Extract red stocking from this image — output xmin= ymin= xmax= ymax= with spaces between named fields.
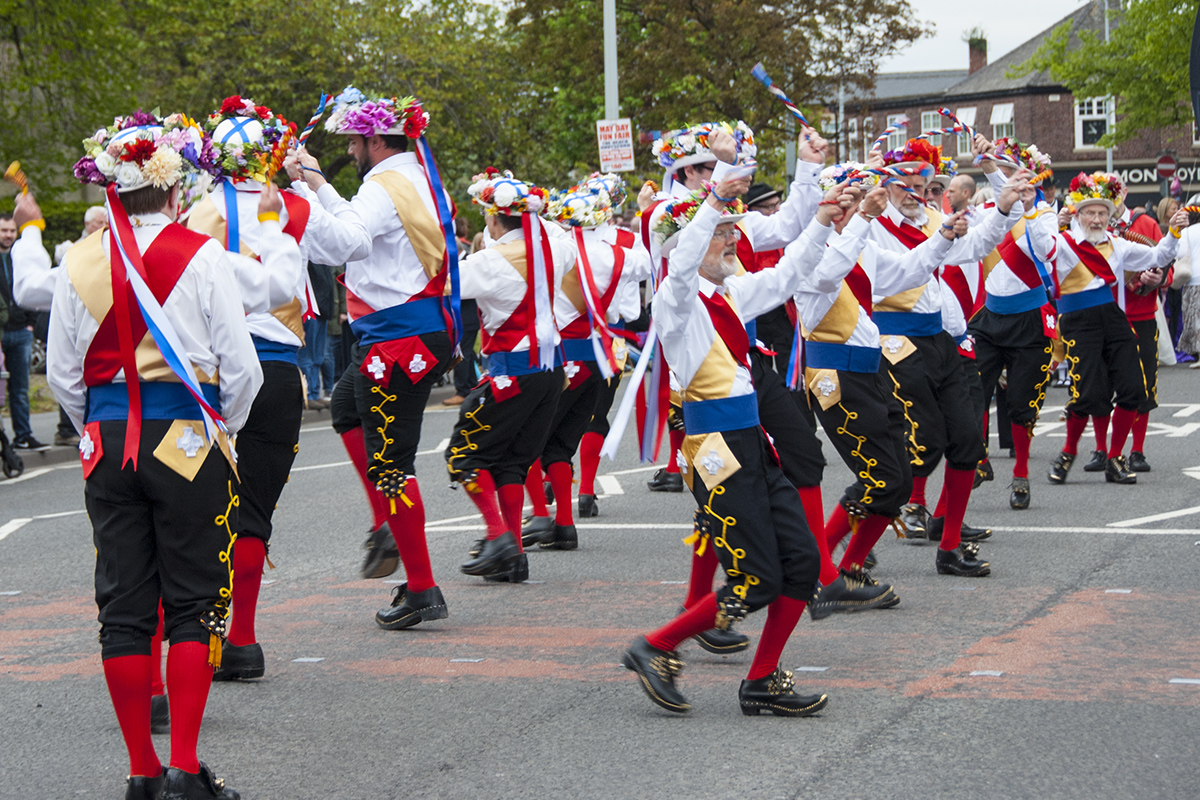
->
xmin=1132 ymin=412 xmax=1150 ymax=453
xmin=103 ymin=654 xmax=162 ymax=777
xmin=578 ymin=431 xmax=604 ymax=496
xmin=1063 ymin=412 xmax=1088 ymax=456
xmin=824 ymin=505 xmax=852 ymax=552
xmin=150 ymin=604 xmax=165 ymax=698
xmin=497 ymin=483 xmax=526 ymax=552
xmin=684 ymin=543 xmax=720 ymax=608
xmin=546 ymin=461 xmax=575 ymax=525
xmin=1092 ymin=414 xmax=1111 ymax=456
xmin=226 ymin=537 xmax=265 ymax=646
xmin=465 ymin=469 xmax=506 ymax=539
xmin=1012 ymin=422 xmax=1031 ymax=479
xmin=525 ymin=460 xmax=549 ymax=518
xmin=909 ymin=475 xmax=928 ymax=507
xmin=665 ymin=428 xmax=685 ymax=474
xmin=932 ymin=474 xmax=949 ymax=519
xmin=798 ymin=487 xmax=836 ymax=586
xmin=166 ymin=641 xmax=213 ymax=774
xmin=937 ymin=467 xmax=975 ymax=551
xmin=746 ymin=596 xmax=807 ymax=680
xmin=341 ymin=427 xmax=389 ymax=529
xmin=1108 ymin=406 xmax=1136 ymax=458
xmin=388 ymin=478 xmax=435 ymax=593
xmin=647 ymin=592 xmax=718 ymax=651
xmin=840 ymin=514 xmax=891 ymax=570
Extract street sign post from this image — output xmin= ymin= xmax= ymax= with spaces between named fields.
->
xmin=1157 ymin=155 xmax=1178 ymax=180
xmin=596 ymin=119 xmax=635 ymax=172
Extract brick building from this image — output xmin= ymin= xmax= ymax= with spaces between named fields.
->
xmin=837 ymin=3 xmax=1197 ymax=208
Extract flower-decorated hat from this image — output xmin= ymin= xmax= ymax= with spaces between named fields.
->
xmin=818 ymin=162 xmax=881 ymax=193
xmin=879 ymin=138 xmax=939 ymax=179
xmin=653 ymin=185 xmax=747 ymax=253
xmin=652 ymin=121 xmax=756 ymax=175
xmin=581 ymin=172 xmax=628 ymax=210
xmin=323 ymin=86 xmax=429 ymax=139
xmin=930 ymin=156 xmax=958 ymax=188
xmin=544 ymin=184 xmax=615 ymax=229
xmin=468 ymin=167 xmax=547 ymax=216
xmin=1068 ymin=171 xmax=1123 ymax=215
xmin=205 ymin=96 xmax=296 ymax=183
xmin=993 ymin=138 xmax=1052 ymax=173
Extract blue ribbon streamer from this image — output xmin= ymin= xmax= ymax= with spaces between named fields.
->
xmin=223 ymin=180 xmax=240 ymax=255
xmin=785 ymin=319 xmax=802 ymax=390
xmin=1024 ymin=193 xmax=1055 ymax=294
xmin=414 ymin=135 xmax=462 ymax=351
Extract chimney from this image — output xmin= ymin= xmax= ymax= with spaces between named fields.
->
xmin=968 ymin=37 xmax=987 ymax=74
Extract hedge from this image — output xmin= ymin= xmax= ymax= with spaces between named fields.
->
xmin=0 ymin=197 xmax=98 ymax=257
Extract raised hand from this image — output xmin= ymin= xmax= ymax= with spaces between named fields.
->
xmin=258 ymin=182 xmax=283 ymax=218
xmin=858 ymin=187 xmax=888 ymax=218
xmin=799 ymin=126 xmax=829 ymax=164
xmin=12 ymin=191 xmax=43 ymax=230
xmin=939 ymin=209 xmax=969 ymax=240
xmin=709 ymin=129 xmax=738 ymax=165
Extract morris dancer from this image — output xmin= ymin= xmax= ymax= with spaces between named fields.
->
xmin=29 ymin=113 xmax=258 ymax=800
xmin=286 ymin=87 xmax=455 ymax=630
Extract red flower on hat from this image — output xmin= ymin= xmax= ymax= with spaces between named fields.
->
xmin=120 ymin=138 xmax=157 ymax=165
xmin=485 ymin=166 xmax=500 ymax=177
xmin=254 ymin=105 xmax=272 ymax=120
xmin=905 ymin=138 xmax=941 ymax=167
xmin=220 ymin=96 xmax=245 ymax=115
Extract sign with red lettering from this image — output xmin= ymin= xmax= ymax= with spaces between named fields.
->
xmin=596 ymin=118 xmax=635 ymax=172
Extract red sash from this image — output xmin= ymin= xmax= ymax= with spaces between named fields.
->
xmin=614 ymin=228 xmax=636 ymax=250
xmin=845 ymin=264 xmax=873 ymax=317
xmin=995 ymin=230 xmax=1045 ymax=290
xmin=877 ymin=216 xmax=929 ymax=250
xmin=699 ymin=291 xmax=750 ymax=367
xmin=281 ymin=191 xmax=310 ymax=242
xmin=939 ymin=265 xmax=977 ymax=319
xmin=1062 ymin=233 xmax=1118 ymax=285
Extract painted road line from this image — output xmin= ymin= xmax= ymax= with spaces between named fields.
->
xmin=597 ymin=475 xmax=624 ymax=495
xmin=1169 ymin=678 xmax=1200 ymax=685
xmin=992 ymin=525 xmax=1200 ymax=535
xmin=1105 ymin=589 xmax=1133 ymax=594
xmin=34 ymin=510 xmax=87 ymax=520
xmin=1109 ymin=505 xmax=1200 ymax=527
xmin=795 ymin=667 xmax=829 ymax=672
xmin=1173 ymin=404 xmax=1200 ymax=418
xmin=605 ymin=464 xmax=664 ymax=476
xmin=292 ymin=657 xmax=325 ymax=663
xmin=0 ymin=518 xmax=33 ymax=541
xmin=0 ymin=468 xmax=53 ymax=487
xmin=291 ymin=460 xmax=351 ymax=473
xmin=970 ymin=670 xmax=1004 ymax=677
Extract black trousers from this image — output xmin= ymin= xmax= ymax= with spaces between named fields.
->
xmin=1061 ymin=303 xmax=1146 ymax=417
xmin=812 ymin=370 xmax=913 ymax=518
xmin=87 ymin=420 xmax=239 ymax=660
xmin=541 ymin=364 xmax=601 ymax=465
xmin=586 ymin=373 xmax=622 ymax=437
xmin=883 ymin=332 xmax=987 ymax=474
xmin=751 ymin=349 xmax=825 ymax=489
xmin=453 ymin=300 xmax=481 ymax=397
xmin=445 ymin=367 xmax=563 ymax=486
xmin=1132 ymin=317 xmax=1159 ymax=413
xmin=755 ymin=306 xmax=795 ymax=376
xmin=689 ymin=426 xmax=820 ymax=612
xmin=971 ymin=306 xmax=1054 ymax=429
xmin=331 ymin=331 xmax=452 ymax=481
xmin=236 ymin=361 xmax=304 ymax=543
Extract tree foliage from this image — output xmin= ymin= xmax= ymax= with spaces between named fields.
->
xmin=1014 ymin=0 xmax=1194 ymax=147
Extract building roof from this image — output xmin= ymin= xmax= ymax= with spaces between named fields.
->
xmin=868 ymin=70 xmax=969 ymax=102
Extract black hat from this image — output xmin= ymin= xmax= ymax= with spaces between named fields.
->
xmin=743 ymin=182 xmax=781 ymax=209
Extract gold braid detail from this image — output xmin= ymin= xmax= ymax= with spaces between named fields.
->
xmin=703 ymin=485 xmax=760 ymax=602
xmin=835 ymin=402 xmax=884 ymax=507
xmin=206 ymin=479 xmax=239 ymax=669
xmin=889 ymin=371 xmax=925 ymax=467
xmin=1062 ymin=335 xmax=1081 ymax=407
xmin=369 ymin=385 xmax=398 ymax=467
xmin=447 ymin=399 xmax=492 ymax=482
xmin=1025 ymin=342 xmax=1055 ymax=437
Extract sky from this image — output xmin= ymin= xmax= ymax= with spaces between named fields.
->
xmin=879 ymin=0 xmax=1095 ymax=73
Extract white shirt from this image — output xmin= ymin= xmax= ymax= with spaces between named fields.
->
xmin=558 ymin=223 xmax=653 ymax=331
xmin=298 ymin=152 xmax=450 ymax=318
xmin=1026 ymin=218 xmax=1180 ymax=292
xmin=12 ymin=226 xmax=56 ymax=311
xmin=46 ymin=213 xmax=263 ymax=435
xmin=459 ymin=227 xmax=575 ymax=352
xmin=653 ymin=201 xmax=832 ymax=397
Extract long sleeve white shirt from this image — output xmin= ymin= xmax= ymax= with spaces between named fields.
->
xmin=11 ymin=226 xmax=56 ymax=311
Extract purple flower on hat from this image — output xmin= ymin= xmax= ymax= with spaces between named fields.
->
xmin=73 ymin=157 xmax=105 ymax=185
xmin=124 ymin=110 xmax=159 ymax=128
xmin=342 ymin=101 xmax=398 ymax=136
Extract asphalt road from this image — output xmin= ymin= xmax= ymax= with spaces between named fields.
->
xmin=3 ymin=366 xmax=1200 ymax=799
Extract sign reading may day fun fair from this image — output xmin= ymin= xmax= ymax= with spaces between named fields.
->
xmin=596 ymin=119 xmax=635 ymax=172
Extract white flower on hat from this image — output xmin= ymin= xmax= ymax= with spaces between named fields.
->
xmin=114 ymin=162 xmax=143 ymax=188
xmin=493 ymin=182 xmax=518 ymax=208
xmin=677 ymin=134 xmax=696 ymax=151
xmin=94 ymin=152 xmax=117 ymax=177
xmin=93 ymin=128 xmax=108 ymax=145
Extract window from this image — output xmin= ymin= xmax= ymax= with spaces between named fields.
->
xmin=920 ymin=111 xmax=942 ymax=147
xmin=1193 ymin=120 xmax=1200 ymax=146
xmin=990 ymin=103 xmax=1014 ymax=140
xmin=886 ymin=114 xmax=907 ymax=151
xmin=956 ymin=107 xmax=977 ymax=156
xmin=848 ymin=118 xmax=859 ymax=162
xmin=1076 ymin=97 xmax=1110 ymax=148
xmin=863 ymin=117 xmax=874 ymax=157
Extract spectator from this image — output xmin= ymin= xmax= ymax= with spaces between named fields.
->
xmin=53 ymin=206 xmax=106 ymax=264
xmin=1157 ymin=197 xmax=1180 ymax=239
xmin=444 ymin=217 xmax=480 ymax=406
xmin=1176 ymin=224 xmax=1200 ymax=366
xmin=298 ymin=261 xmax=335 ymax=409
xmin=0 ymin=213 xmax=48 ymax=450
xmin=328 ymin=264 xmax=352 ymax=382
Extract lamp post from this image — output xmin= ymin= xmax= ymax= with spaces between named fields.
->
xmin=604 ymin=0 xmax=618 ymax=119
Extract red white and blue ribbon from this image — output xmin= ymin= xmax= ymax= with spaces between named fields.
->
xmin=412 ymin=135 xmax=463 ymax=352
xmin=105 ymin=184 xmax=227 ymax=467
xmin=937 ymin=108 xmax=974 ymax=139
xmin=871 ymin=117 xmax=909 ymax=153
xmin=297 ymin=93 xmax=329 ymax=149
xmin=600 ymin=323 xmax=658 ymax=462
xmin=523 ymin=212 xmax=557 ymax=370
xmin=751 ymin=62 xmax=811 ymax=129
xmin=785 ymin=319 xmax=803 ymax=390
xmin=573 ymin=228 xmax=621 ymax=379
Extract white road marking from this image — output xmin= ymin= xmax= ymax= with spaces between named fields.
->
xmin=794 ymin=666 xmax=829 ymax=672
xmin=0 ymin=468 xmax=53 ymax=487
xmin=292 ymin=657 xmax=325 ymax=663
xmin=597 ymin=475 xmax=624 ymax=495
xmin=1168 ymin=678 xmax=1200 ymax=685
xmin=1172 ymin=404 xmax=1200 ymax=418
xmin=605 ymin=464 xmax=664 ymax=476
xmin=291 ymin=460 xmax=351 ymax=473
xmin=34 ymin=510 xmax=87 ymax=519
xmin=0 ymin=518 xmax=33 ymax=541
xmin=1105 ymin=589 xmax=1133 ymax=594
xmin=970 ymin=670 xmax=1004 ymax=677
xmin=1109 ymin=506 xmax=1200 ymax=527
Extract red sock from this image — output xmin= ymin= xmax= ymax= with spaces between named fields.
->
xmin=103 ymin=655 xmax=162 ymax=777
xmin=166 ymin=641 xmax=213 ymax=774
xmin=1010 ymin=422 xmax=1031 ymax=478
xmin=497 ymin=483 xmax=526 ymax=552
xmin=1109 ymin=407 xmax=1137 ymax=458
xmin=798 ymin=487 xmax=837 ymax=585
xmin=746 ymin=595 xmax=807 ymax=680
xmin=646 ymin=592 xmax=718 ymax=651
xmin=665 ymin=428 xmax=685 ymax=474
xmin=465 ymin=469 xmax=507 ymax=539
xmin=525 ymin=460 xmax=549 ymax=518
xmin=342 ymin=427 xmax=389 ymax=530
xmin=1132 ymin=412 xmax=1150 ymax=452
xmin=546 ymin=461 xmax=575 ymax=525
xmin=937 ymin=467 xmax=975 ymax=551
xmin=824 ymin=505 xmax=852 ymax=552
xmin=388 ymin=478 xmax=435 ymax=593
xmin=1092 ymin=414 xmax=1110 ymax=455
xmin=578 ymin=431 xmax=603 ymax=496
xmin=932 ymin=476 xmax=949 ymax=519
xmin=684 ymin=543 xmax=720 ymax=608
xmin=840 ymin=514 xmax=891 ymax=570
xmin=1063 ymin=412 xmax=1088 ymax=456
xmin=909 ymin=475 xmax=928 ymax=507
xmin=150 ymin=604 xmax=165 ymax=697
xmin=226 ymin=537 xmax=265 ymax=646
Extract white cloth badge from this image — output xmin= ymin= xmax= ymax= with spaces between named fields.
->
xmin=79 ymin=431 xmax=95 ymax=461
xmin=675 ymin=450 xmax=688 ymax=474
xmin=701 ymin=449 xmax=725 ymax=476
xmin=494 ymin=375 xmax=513 ymax=390
xmin=960 ymin=338 xmax=973 ymax=352
xmin=817 ymin=376 xmax=836 ymax=397
xmin=564 ymin=362 xmax=580 ymax=379
xmin=408 ymin=353 xmax=427 ymax=373
xmin=1045 ymin=313 xmax=1056 ymax=329
xmin=885 ymin=336 xmax=902 ymax=354
xmin=367 ymin=355 xmax=387 ymax=381
xmin=615 ymin=341 xmax=627 ymax=359
xmin=176 ymin=426 xmax=205 ymax=458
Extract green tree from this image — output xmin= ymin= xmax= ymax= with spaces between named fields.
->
xmin=1013 ymin=0 xmax=1193 ymax=147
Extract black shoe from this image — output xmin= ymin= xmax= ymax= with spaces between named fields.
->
xmin=973 ymin=459 xmax=994 ymax=489
xmin=54 ymin=432 xmax=81 ymax=447
xmin=646 ymin=469 xmax=684 ymax=493
xmin=374 ymin=582 xmax=449 ymax=629
xmin=1128 ymin=451 xmax=1151 ymax=472
xmin=161 ymin=763 xmax=240 ymax=800
xmin=739 ymin=668 xmax=828 ymax=717
xmin=125 ymin=769 xmax=166 ymax=800
xmin=1083 ymin=449 xmax=1107 ymax=472
xmin=520 ymin=516 xmax=555 ymax=548
xmin=212 ymin=642 xmax=264 ymax=681
xmin=899 ymin=503 xmax=931 ymax=542
xmin=12 ymin=435 xmax=49 ymax=452
xmin=1010 ymin=476 xmax=1031 ymax=510
xmin=1048 ymin=451 xmax=1075 ymax=484
xmin=621 ymin=637 xmax=690 ymax=713
xmin=460 ymin=531 xmax=520 ymax=576
xmin=809 ymin=568 xmax=897 ymax=620
xmin=927 ymin=517 xmax=993 ymax=543
xmin=538 ymin=523 xmax=578 ymax=551
xmin=150 ymin=694 xmax=169 ymax=734
xmin=692 ymin=622 xmax=750 ymax=655
xmin=484 ymin=552 xmax=529 ymax=583
xmin=1105 ymin=455 xmax=1137 ymax=485
xmin=936 ymin=544 xmax=991 ymax=577
xmin=578 ymin=493 xmax=598 ymax=518
xmin=361 ymin=522 xmax=400 ymax=579
xmin=863 ymin=548 xmax=878 ymax=570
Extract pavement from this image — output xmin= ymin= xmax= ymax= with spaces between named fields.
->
xmin=2 ymin=368 xmax=1200 ymax=799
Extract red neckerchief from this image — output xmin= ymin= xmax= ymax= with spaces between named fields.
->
xmin=877 ymin=215 xmax=929 ymax=250
xmin=699 ymin=290 xmax=750 ymax=367
xmin=845 ymin=264 xmax=873 ymax=317
xmin=1062 ymin=232 xmax=1118 ymax=285
xmin=995 ymin=229 xmax=1045 ymax=290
